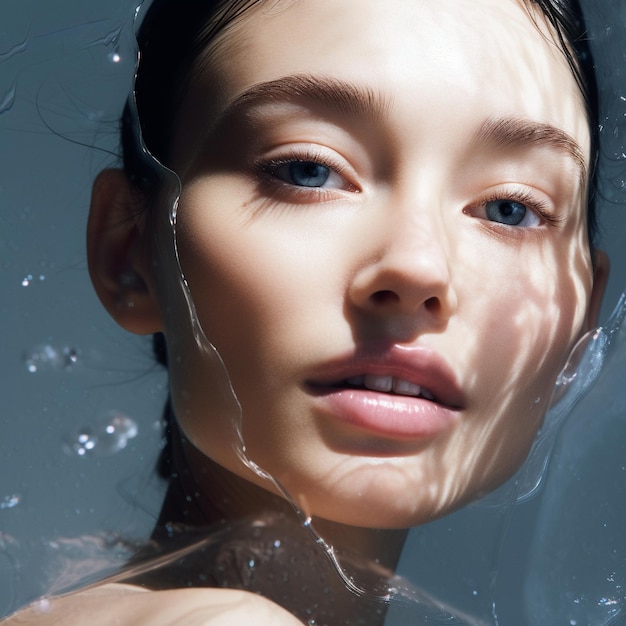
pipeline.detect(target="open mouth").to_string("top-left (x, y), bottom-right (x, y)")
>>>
top-left (335, 375), bottom-right (437, 401)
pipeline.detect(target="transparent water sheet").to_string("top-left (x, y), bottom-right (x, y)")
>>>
top-left (1, 0), bottom-right (626, 624)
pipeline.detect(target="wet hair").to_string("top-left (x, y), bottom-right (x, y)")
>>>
top-left (121, 0), bottom-right (600, 477)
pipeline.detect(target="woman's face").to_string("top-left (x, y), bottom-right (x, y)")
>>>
top-left (143, 0), bottom-right (604, 527)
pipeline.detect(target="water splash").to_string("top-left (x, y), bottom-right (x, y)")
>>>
top-left (24, 344), bottom-right (78, 373)
top-left (84, 23), bottom-right (124, 50)
top-left (0, 495), bottom-right (21, 511)
top-left (63, 412), bottom-right (138, 457)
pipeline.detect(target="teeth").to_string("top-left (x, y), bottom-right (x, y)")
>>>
top-left (344, 375), bottom-right (434, 400)
top-left (363, 375), bottom-right (393, 392)
top-left (392, 379), bottom-right (422, 396)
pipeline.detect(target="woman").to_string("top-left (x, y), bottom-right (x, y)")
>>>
top-left (3, 0), bottom-right (609, 623)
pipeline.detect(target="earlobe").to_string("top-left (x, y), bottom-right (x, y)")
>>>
top-left (585, 249), bottom-right (610, 331)
top-left (87, 169), bottom-right (163, 335)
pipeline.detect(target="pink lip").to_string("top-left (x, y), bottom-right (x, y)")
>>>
top-left (306, 344), bottom-right (464, 439)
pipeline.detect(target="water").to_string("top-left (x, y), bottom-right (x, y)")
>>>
top-left (20, 274), bottom-right (45, 287)
top-left (24, 344), bottom-right (78, 373)
top-left (0, 496), bottom-right (21, 511)
top-left (2, 0), bottom-right (626, 623)
top-left (63, 412), bottom-right (138, 458)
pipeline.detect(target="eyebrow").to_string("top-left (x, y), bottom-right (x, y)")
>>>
top-left (215, 74), bottom-right (391, 125)
top-left (472, 117), bottom-right (588, 185)
top-left (211, 75), bottom-right (588, 184)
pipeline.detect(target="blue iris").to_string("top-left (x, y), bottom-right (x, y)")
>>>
top-left (485, 199), bottom-right (527, 225)
top-left (288, 161), bottom-right (331, 187)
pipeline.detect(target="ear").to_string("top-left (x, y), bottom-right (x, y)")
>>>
top-left (584, 248), bottom-right (610, 331)
top-left (87, 169), bottom-right (163, 335)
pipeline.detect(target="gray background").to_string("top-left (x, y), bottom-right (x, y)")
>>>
top-left (1, 1), bottom-right (626, 624)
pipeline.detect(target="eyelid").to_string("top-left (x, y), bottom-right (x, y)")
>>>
top-left (465, 186), bottom-right (564, 228)
top-left (253, 144), bottom-right (361, 194)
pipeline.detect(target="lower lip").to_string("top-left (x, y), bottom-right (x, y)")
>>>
top-left (309, 387), bottom-right (459, 439)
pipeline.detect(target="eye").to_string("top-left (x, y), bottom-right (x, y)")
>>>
top-left (267, 158), bottom-right (350, 190)
top-left (256, 146), bottom-right (357, 195)
top-left (275, 160), bottom-right (334, 188)
top-left (485, 198), bottom-right (540, 227)
top-left (465, 187), bottom-right (557, 229)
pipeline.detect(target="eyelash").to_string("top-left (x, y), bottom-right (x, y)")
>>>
top-left (253, 148), bottom-right (357, 198)
top-left (473, 188), bottom-right (563, 228)
top-left (252, 151), bottom-right (564, 230)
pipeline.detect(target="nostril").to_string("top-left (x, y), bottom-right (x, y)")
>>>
top-left (424, 296), bottom-right (441, 314)
top-left (370, 290), bottom-right (400, 305)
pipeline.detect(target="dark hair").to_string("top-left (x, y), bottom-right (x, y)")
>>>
top-left (121, 0), bottom-right (263, 195)
top-left (123, 0), bottom-right (601, 477)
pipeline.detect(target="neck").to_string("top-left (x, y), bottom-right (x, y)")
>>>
top-left (147, 424), bottom-right (408, 624)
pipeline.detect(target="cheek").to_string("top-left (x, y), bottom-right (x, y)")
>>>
top-left (164, 188), bottom-right (330, 461)
top-left (448, 235), bottom-right (593, 490)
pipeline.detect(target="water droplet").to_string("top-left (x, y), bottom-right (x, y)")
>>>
top-left (24, 345), bottom-right (79, 372)
top-left (308, 620), bottom-right (317, 626)
top-left (21, 273), bottom-right (46, 286)
top-left (273, 539), bottom-right (281, 548)
top-left (108, 50), bottom-right (121, 63)
top-left (472, 590), bottom-right (478, 596)
top-left (0, 495), bottom-right (21, 510)
top-left (63, 412), bottom-right (138, 457)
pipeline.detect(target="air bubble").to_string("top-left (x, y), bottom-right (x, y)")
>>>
top-left (0, 495), bottom-right (21, 510)
top-left (21, 274), bottom-right (46, 287)
top-left (24, 345), bottom-right (78, 372)
top-left (63, 412), bottom-right (138, 457)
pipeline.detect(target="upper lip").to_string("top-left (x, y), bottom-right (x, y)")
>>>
top-left (305, 343), bottom-right (465, 410)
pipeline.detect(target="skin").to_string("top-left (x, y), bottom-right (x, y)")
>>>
top-left (89, 0), bottom-right (608, 534)
top-left (0, 584), bottom-right (303, 625)
top-left (6, 0), bottom-right (607, 623)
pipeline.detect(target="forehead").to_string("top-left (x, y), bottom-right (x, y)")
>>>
top-left (175, 0), bottom-right (590, 172)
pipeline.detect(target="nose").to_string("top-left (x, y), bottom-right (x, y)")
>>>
top-left (348, 213), bottom-right (457, 326)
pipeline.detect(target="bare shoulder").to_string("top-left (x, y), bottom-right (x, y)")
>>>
top-left (1, 583), bottom-right (303, 625)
